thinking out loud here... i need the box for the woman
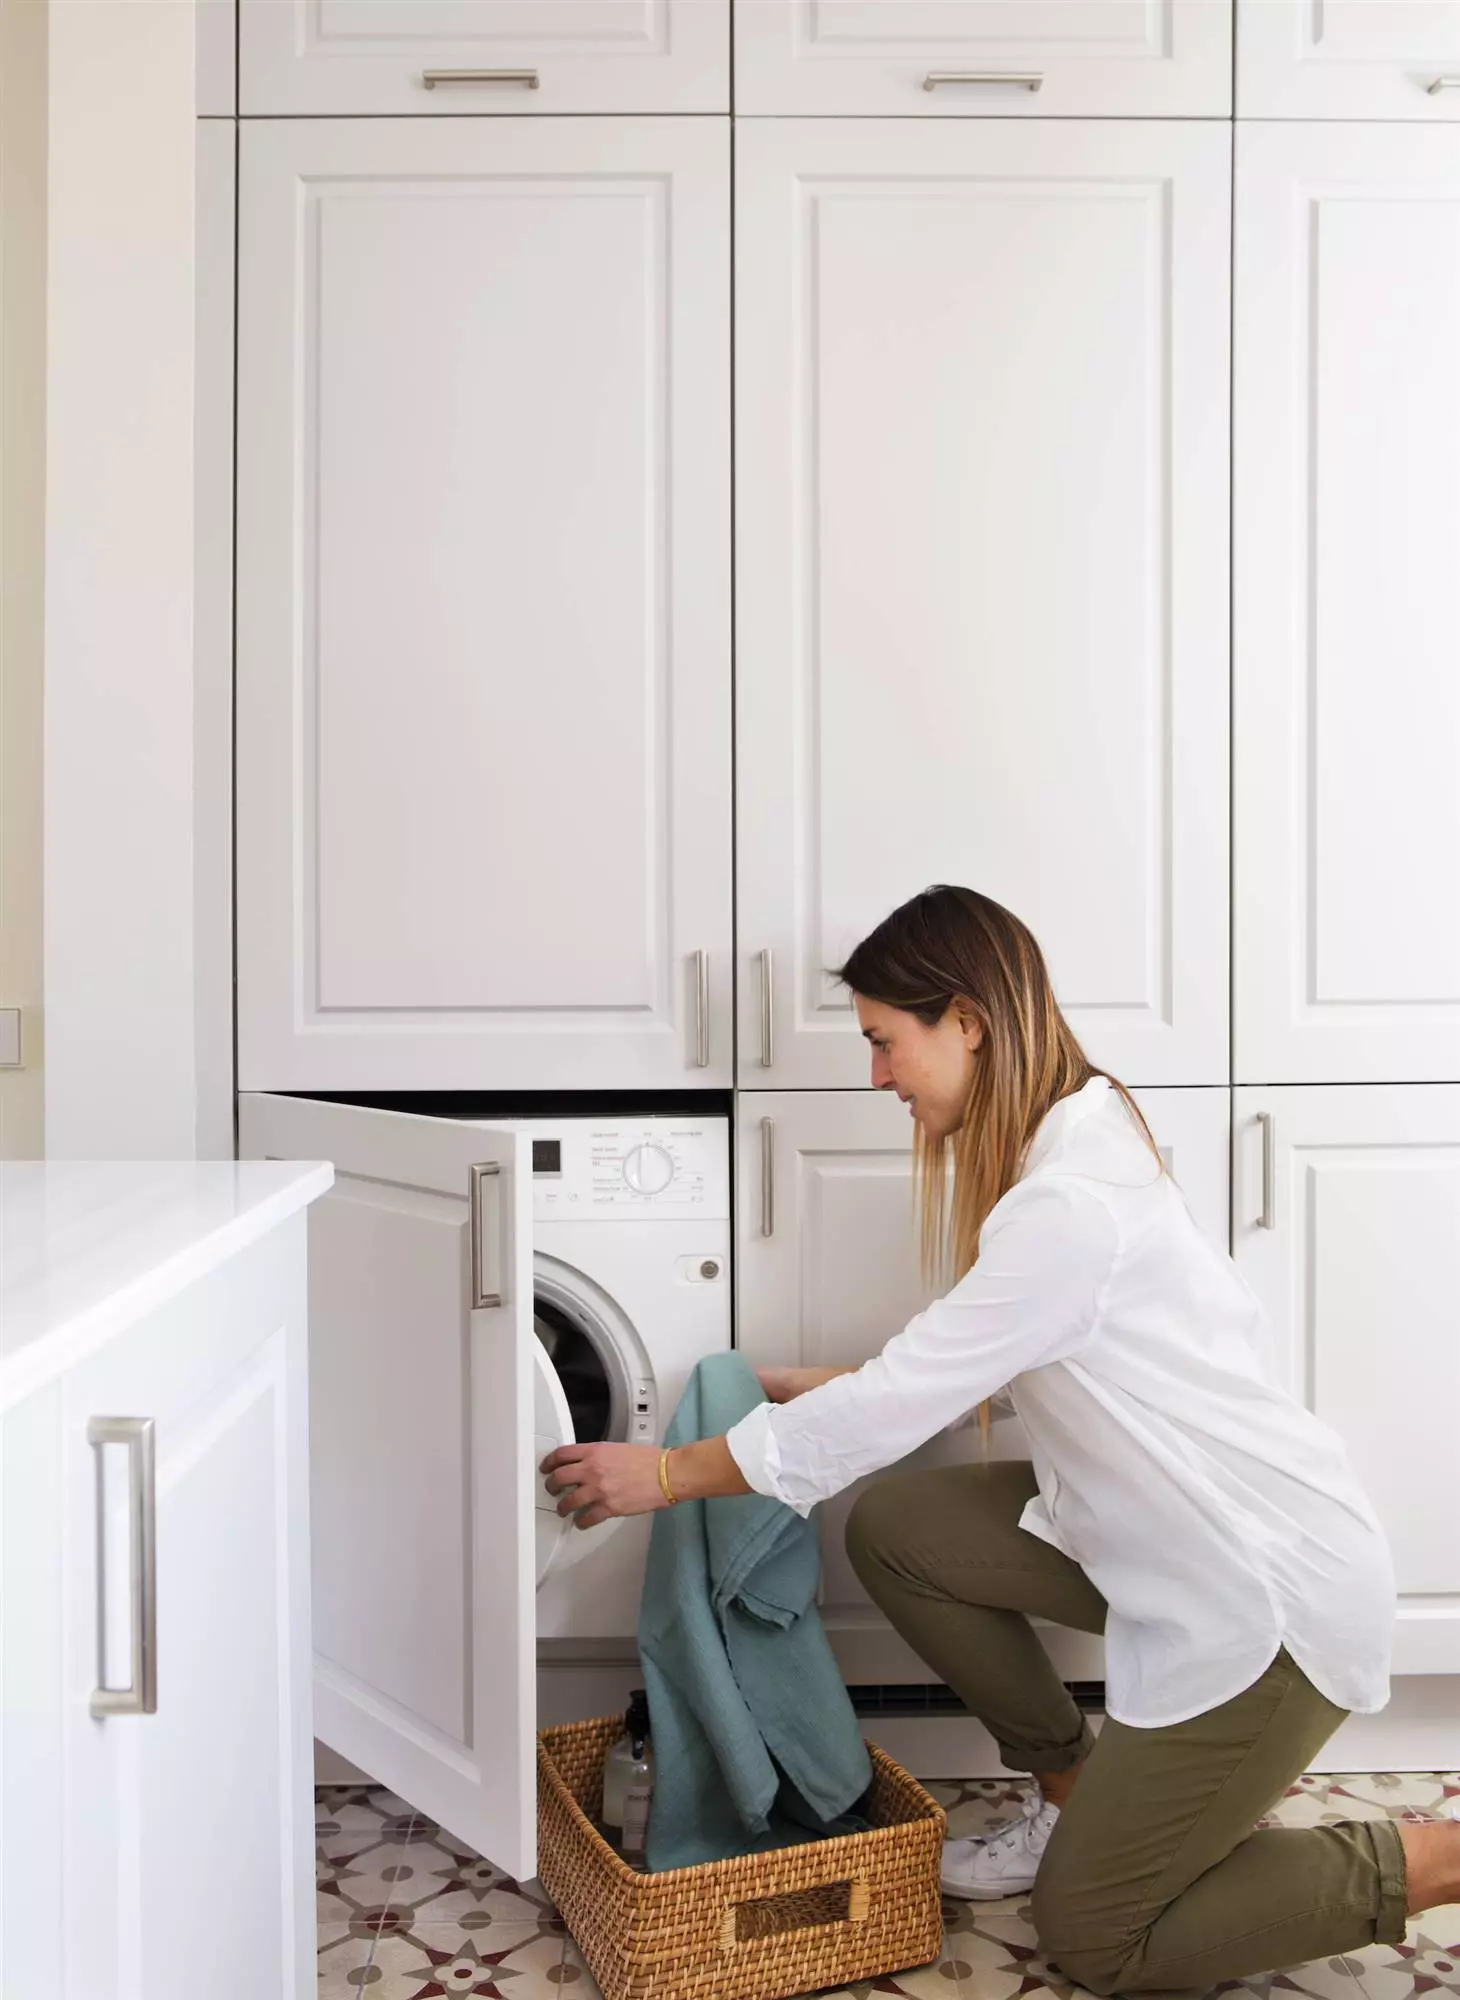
[542,885,1460,1994]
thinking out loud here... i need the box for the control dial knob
[622,1143,675,1196]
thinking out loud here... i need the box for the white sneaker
[940,1790,1060,1901]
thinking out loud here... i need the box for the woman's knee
[844,1475,923,1582]
[1031,1871,1139,1996]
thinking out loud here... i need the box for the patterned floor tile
[316,1785,416,1846]
[318,1918,378,1996]
[349,1924,559,1997]
[317,1777,1460,2000]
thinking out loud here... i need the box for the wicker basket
[536,1716,947,2000]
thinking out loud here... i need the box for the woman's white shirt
[723,1077,1395,1728]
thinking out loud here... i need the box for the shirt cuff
[723,1403,814,1518]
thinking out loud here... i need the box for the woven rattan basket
[536,1716,946,2000]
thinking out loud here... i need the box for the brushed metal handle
[1257,1112,1276,1231]
[469,1161,503,1309]
[923,70,1043,91]
[760,1118,775,1239]
[694,950,710,1070]
[758,948,774,1070]
[423,68,540,89]
[1426,75,1460,93]
[89,1417,158,1718]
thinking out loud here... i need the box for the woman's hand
[756,1365,857,1404]
[540,1442,667,1531]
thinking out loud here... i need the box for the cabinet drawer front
[241,0,728,114]
[736,0,1231,116]
[1239,0,1460,119]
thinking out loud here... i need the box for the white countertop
[0,1160,334,1412]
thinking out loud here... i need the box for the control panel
[507,1117,730,1224]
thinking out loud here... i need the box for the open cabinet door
[238,1093,541,1877]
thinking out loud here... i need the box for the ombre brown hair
[836,884,1164,1293]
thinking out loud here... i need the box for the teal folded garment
[638,1353,874,1872]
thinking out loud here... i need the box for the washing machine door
[533,1337,576,1588]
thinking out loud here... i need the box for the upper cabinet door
[735,0,1231,116]
[1238,1,1460,118]
[1233,1085,1460,1676]
[236,119,731,1093]
[238,1093,542,1877]
[1235,126,1460,1086]
[736,120,1231,1091]
[240,0,728,114]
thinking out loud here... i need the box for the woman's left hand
[540,1441,668,1531]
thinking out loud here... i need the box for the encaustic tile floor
[317,1773,1460,2000]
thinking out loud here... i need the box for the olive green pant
[846,1461,1409,1994]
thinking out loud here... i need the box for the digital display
[532,1138,562,1176]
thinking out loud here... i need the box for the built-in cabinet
[734,1087,1231,1687]
[1,1171,325,2000]
[213,0,1460,1841]
[1232,1086,1460,1677]
[735,118,1230,1091]
[1234,122,1460,1085]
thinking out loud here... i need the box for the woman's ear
[954,1003,985,1053]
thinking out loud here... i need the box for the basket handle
[718,1877,870,1949]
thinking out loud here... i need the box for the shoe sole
[940,1876,1038,1901]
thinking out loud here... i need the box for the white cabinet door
[737,0,1231,117]
[1235,126,1460,1086]
[1238,1,1460,118]
[735,1087,1229,1687]
[238,1093,542,1876]
[56,1225,315,2000]
[237,118,731,1094]
[736,120,1230,1092]
[240,0,728,114]
[1233,1086,1460,1675]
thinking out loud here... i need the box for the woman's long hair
[837,884,1164,1295]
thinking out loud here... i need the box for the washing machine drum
[531,1269,650,1588]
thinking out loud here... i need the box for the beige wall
[42,0,198,1157]
[0,0,47,1158]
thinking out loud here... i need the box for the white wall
[43,0,198,1157]
[0,0,48,1159]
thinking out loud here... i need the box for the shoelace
[983,1792,1051,1856]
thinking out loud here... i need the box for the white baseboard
[529,1667,1460,1782]
[315,1672,1460,1794]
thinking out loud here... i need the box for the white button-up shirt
[724,1077,1394,1728]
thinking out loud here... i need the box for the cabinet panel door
[237,118,731,1093]
[735,1087,1229,1686]
[1233,1086,1460,1676]
[736,120,1230,1091]
[737,0,1231,117]
[239,1094,541,1877]
[1235,126,1460,1084]
[1239,1,1460,118]
[240,0,728,115]
[60,1227,315,2000]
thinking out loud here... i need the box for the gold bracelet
[657,1448,679,1507]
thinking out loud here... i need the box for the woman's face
[853,994,984,1139]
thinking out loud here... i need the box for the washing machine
[489,1113,731,1640]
